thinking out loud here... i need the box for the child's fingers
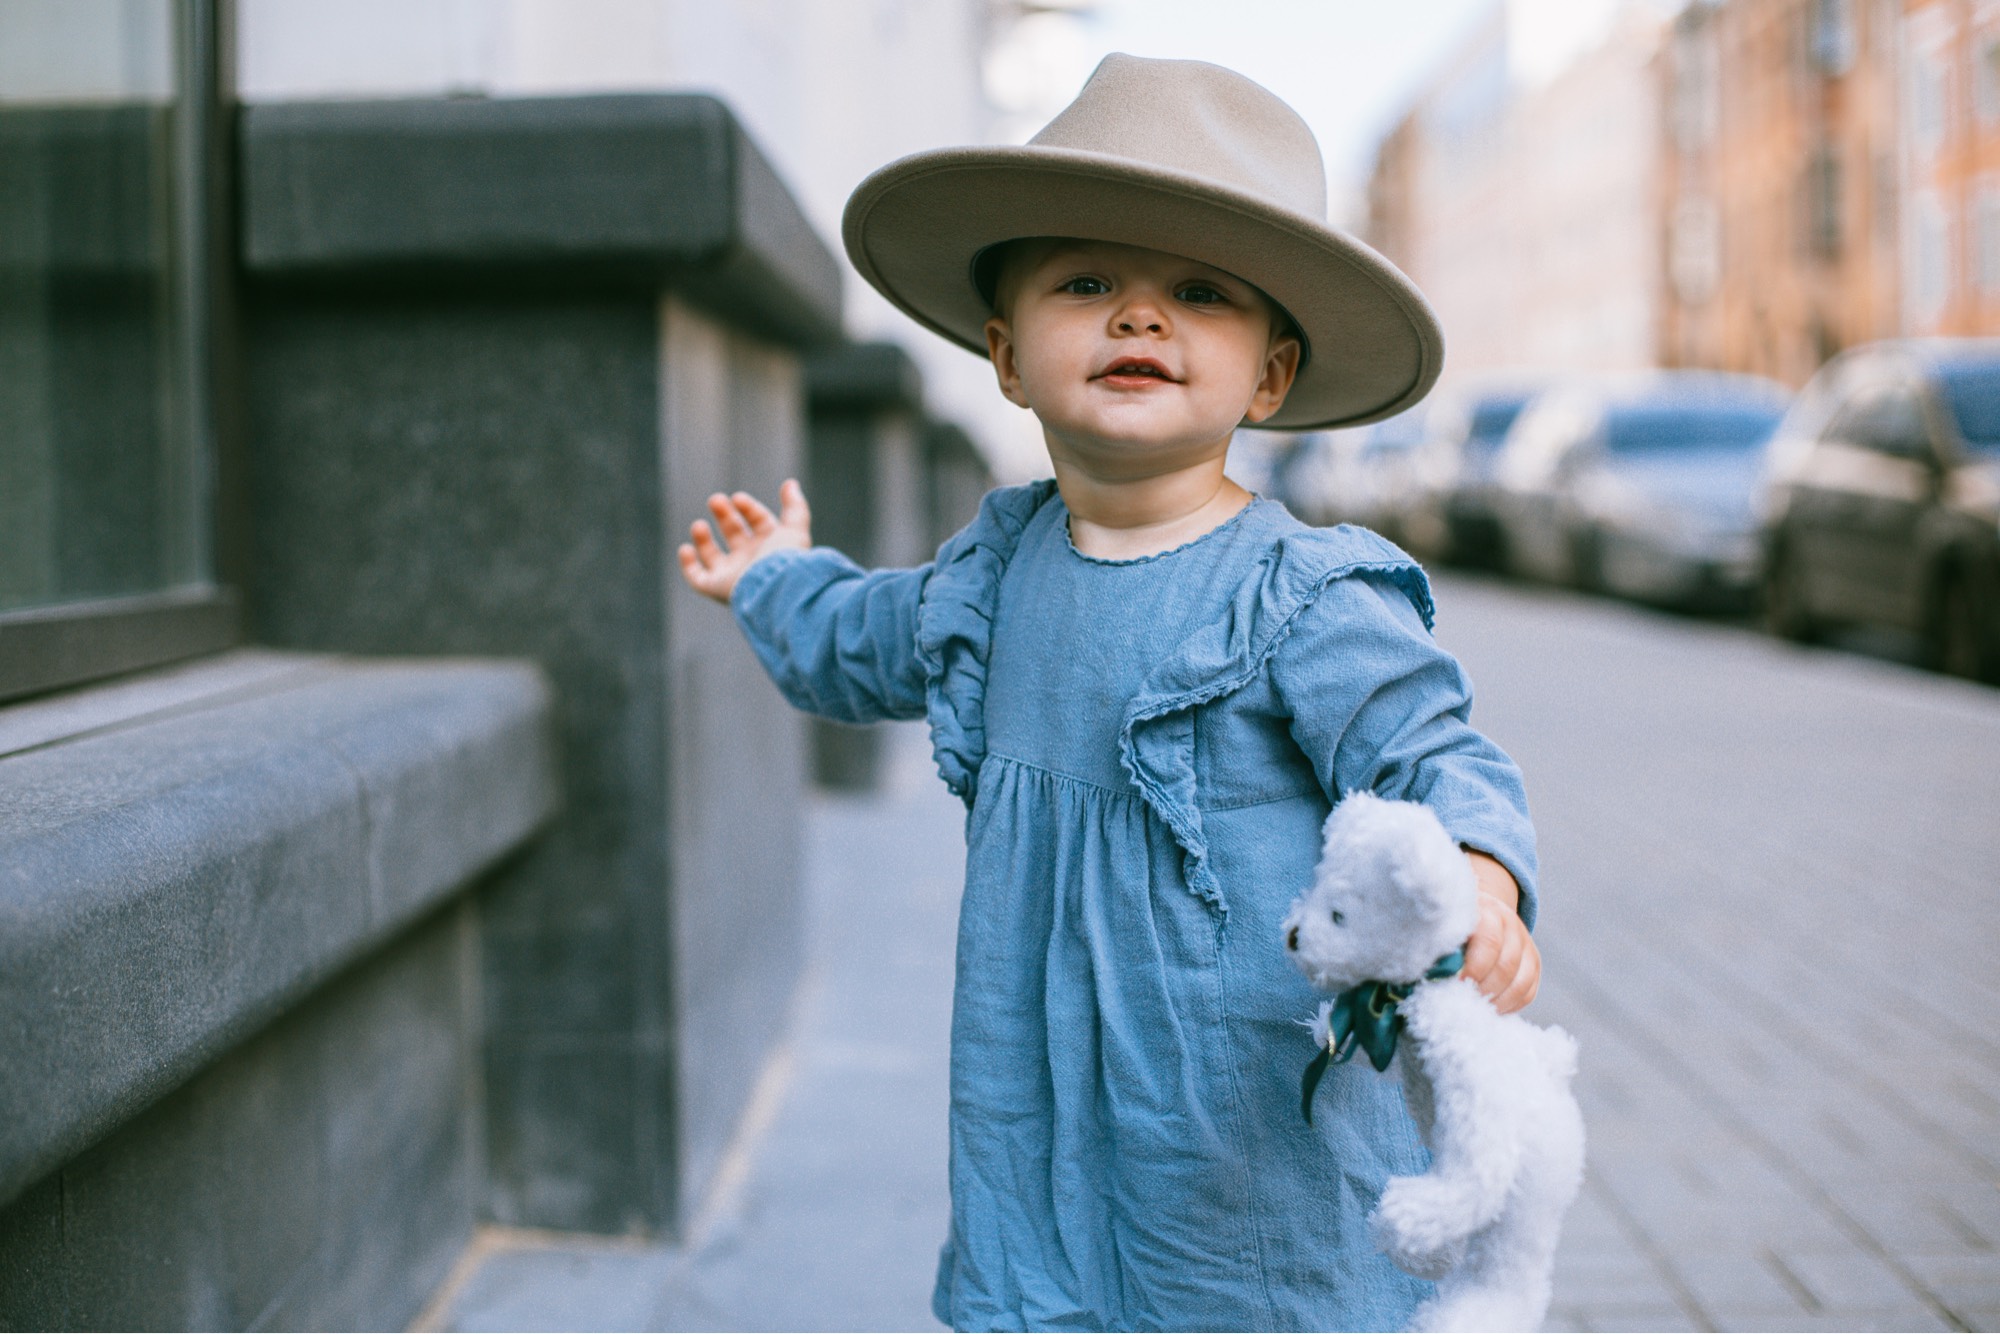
[1489,939,1541,1014]
[778,477,812,529]
[689,519,725,564]
[707,492,753,546]
[677,543,731,604]
[1483,915,1526,995]
[733,491,778,536]
[1460,906,1501,982]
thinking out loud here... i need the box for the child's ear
[984,316,1031,410]
[1243,334,1302,425]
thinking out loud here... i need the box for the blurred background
[3,1,1998,1331]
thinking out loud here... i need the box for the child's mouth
[1093,358,1180,386]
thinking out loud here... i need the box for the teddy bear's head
[1281,791,1480,993]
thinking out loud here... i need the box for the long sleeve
[1273,571,1540,927]
[729,547,930,724]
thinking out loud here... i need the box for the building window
[1672,22,1721,151]
[1806,147,1843,260]
[1812,0,1856,75]
[1671,195,1722,304]
[1906,16,1953,161]
[0,0,234,700]
[1976,29,2000,125]
[1908,190,1952,326]
[1977,181,2000,293]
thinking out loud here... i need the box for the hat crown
[1029,53,1328,223]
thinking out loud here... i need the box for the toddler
[679,54,1539,1333]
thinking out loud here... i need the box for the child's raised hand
[678,479,813,604]
[1460,850,1540,1015]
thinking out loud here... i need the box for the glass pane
[0,0,202,614]
[1604,403,1783,454]
[1935,361,2000,455]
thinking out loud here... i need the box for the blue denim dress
[732,481,1537,1332]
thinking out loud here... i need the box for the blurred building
[1364,4,1667,382]
[1899,0,2000,335]
[1658,0,1902,383]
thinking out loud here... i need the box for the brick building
[1658,0,1902,384]
[1362,6,1666,381]
[1900,0,2000,334]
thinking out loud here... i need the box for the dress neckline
[1058,494,1264,568]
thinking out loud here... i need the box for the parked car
[1492,372,1788,599]
[1284,408,1425,538]
[1760,340,2000,681]
[1400,379,1547,567]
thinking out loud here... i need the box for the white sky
[1003,0,1640,219]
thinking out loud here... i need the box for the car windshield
[1934,362,2000,455]
[1462,395,1533,454]
[1603,403,1781,454]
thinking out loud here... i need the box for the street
[430,573,2000,1333]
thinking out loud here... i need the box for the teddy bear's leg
[1371,984,1525,1272]
[1409,1056,1587,1333]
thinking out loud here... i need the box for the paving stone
[1560,1298,1704,1331]
[1702,1302,1953,1332]
[1904,1251,2000,1309]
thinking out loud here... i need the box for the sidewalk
[426,723,957,1333]
[428,575,2000,1333]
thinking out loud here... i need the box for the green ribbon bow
[1301,949,1464,1125]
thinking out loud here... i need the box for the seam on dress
[1198,783,1325,814]
[1059,494,1265,567]
[984,750,1148,801]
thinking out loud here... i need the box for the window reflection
[0,0,202,614]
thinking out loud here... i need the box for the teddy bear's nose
[1286,925,1299,951]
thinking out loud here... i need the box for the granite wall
[237,93,837,1236]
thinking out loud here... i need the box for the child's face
[982,240,1301,478]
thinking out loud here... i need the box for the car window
[1933,363,2000,456]
[1467,396,1532,446]
[1826,383,1932,458]
[1602,403,1782,454]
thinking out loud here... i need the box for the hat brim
[842,146,1444,431]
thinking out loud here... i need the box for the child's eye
[1328,908,1345,927]
[1061,276,1110,296]
[1177,283,1226,305]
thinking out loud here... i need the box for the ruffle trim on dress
[914,479,1059,802]
[1118,523,1434,912]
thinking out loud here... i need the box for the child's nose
[1112,293,1168,335]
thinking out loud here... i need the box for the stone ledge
[806,342,925,413]
[0,652,559,1209]
[240,94,843,348]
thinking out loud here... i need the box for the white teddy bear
[1281,791,1585,1334]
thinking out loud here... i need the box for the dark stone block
[287,906,480,1330]
[240,93,815,1240]
[0,658,555,1209]
[481,920,641,1038]
[926,421,994,552]
[0,1175,67,1330]
[55,984,325,1331]
[482,1039,655,1235]
[806,341,924,413]
[240,95,842,348]
[0,903,481,1333]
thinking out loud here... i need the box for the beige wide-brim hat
[842,53,1444,431]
